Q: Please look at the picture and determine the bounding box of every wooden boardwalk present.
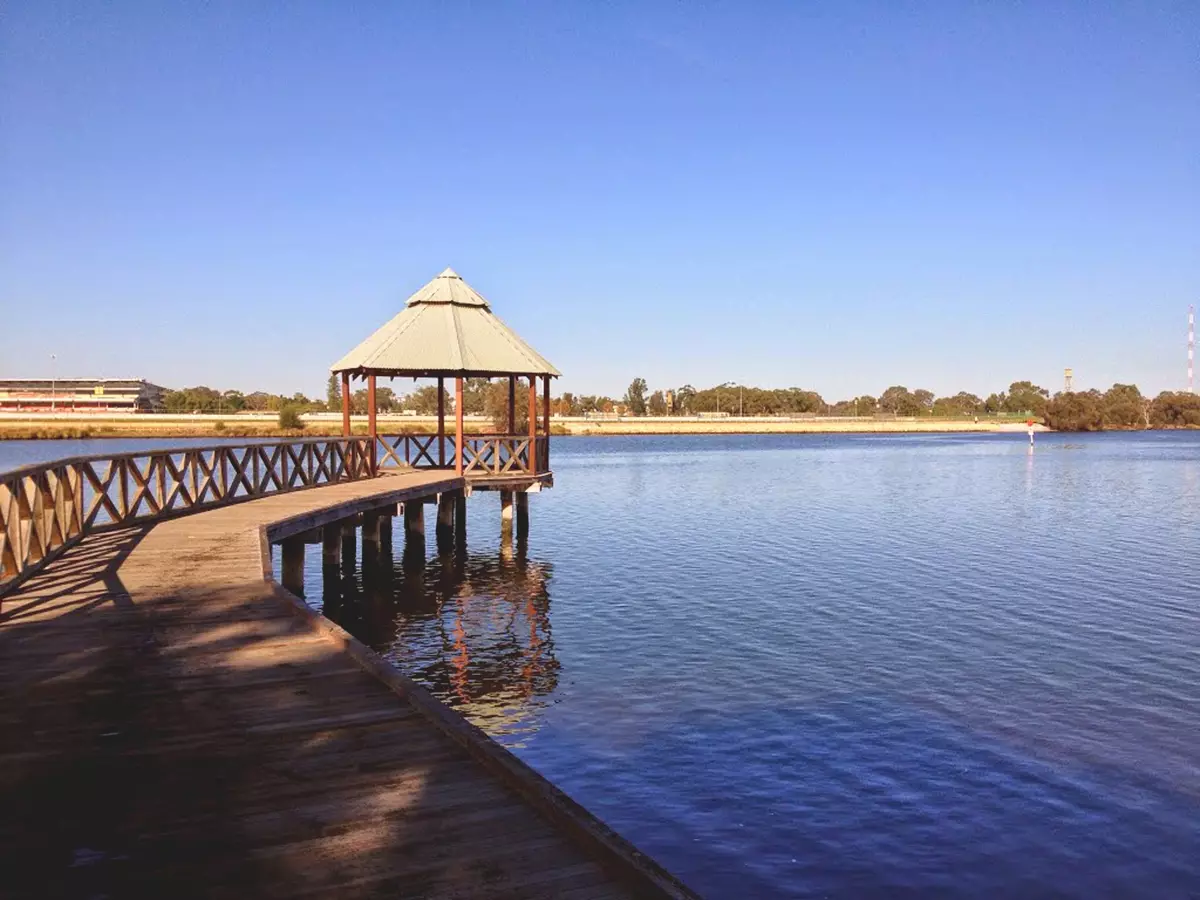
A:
[0,472,692,899]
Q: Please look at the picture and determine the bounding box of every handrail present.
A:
[0,436,373,598]
[376,433,541,475]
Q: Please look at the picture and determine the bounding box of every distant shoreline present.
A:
[0,413,1050,441]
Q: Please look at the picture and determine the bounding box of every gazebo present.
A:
[331,268,560,483]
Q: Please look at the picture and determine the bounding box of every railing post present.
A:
[71,464,83,539]
[119,459,129,521]
[218,448,229,498]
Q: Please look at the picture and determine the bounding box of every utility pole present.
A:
[50,353,57,413]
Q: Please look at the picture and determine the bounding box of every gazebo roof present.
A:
[331,268,561,378]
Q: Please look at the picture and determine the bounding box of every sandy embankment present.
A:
[0,412,1043,441]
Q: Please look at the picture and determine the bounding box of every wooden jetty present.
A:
[0,458,694,898]
[0,271,697,898]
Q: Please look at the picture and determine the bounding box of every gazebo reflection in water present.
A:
[319,534,559,744]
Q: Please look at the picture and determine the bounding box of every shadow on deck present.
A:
[0,489,688,899]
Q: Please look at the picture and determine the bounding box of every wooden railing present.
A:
[462,435,536,476]
[376,434,542,476]
[0,437,372,598]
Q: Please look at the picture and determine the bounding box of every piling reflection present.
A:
[319,537,558,743]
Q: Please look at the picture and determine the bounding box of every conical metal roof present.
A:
[331,269,560,377]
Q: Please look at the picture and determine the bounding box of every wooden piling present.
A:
[500,491,514,547]
[455,492,467,546]
[436,492,455,548]
[404,500,425,540]
[322,524,341,567]
[362,510,381,545]
[281,538,305,596]
[516,491,529,540]
[341,519,356,572]
[379,512,393,551]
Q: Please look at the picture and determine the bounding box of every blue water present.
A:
[7,432,1200,896]
[302,432,1200,898]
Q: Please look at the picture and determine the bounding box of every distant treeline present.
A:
[162,377,1200,431]
[609,379,1200,431]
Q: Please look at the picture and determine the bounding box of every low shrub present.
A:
[278,407,305,430]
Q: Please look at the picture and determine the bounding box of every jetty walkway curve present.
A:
[0,445,695,899]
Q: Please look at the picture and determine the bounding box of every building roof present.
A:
[331,268,560,378]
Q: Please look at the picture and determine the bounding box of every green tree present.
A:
[933,392,983,416]
[624,377,648,416]
[484,379,530,430]
[243,391,275,411]
[164,385,222,413]
[326,373,341,412]
[1149,391,1200,427]
[558,391,582,416]
[673,385,697,415]
[462,377,491,415]
[1004,381,1050,417]
[984,392,1007,414]
[878,385,909,414]
[373,386,397,413]
[878,385,923,416]
[221,390,246,412]
[1101,383,1146,428]
[408,385,449,415]
[647,390,667,416]
[1043,391,1104,431]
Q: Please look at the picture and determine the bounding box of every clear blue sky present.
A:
[2,2,1196,400]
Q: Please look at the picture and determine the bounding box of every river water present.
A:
[5,432,1200,897]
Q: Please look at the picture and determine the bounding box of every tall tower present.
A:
[1064,368,1074,392]
[1189,305,1195,394]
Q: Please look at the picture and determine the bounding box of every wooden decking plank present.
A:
[0,471,691,900]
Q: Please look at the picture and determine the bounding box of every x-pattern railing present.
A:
[377,433,442,469]
[1,437,372,598]
[376,434,536,476]
[462,436,533,475]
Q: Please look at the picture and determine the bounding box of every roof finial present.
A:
[438,267,461,279]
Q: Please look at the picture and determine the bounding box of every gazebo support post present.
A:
[455,377,465,475]
[367,375,378,475]
[340,372,351,437]
[508,376,516,435]
[528,376,537,475]
[437,377,446,467]
[542,375,551,471]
